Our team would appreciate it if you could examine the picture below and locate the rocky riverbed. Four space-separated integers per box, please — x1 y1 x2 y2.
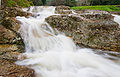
46 6 120 52
0 6 120 77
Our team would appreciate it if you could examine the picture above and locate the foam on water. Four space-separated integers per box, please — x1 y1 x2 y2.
16 6 120 77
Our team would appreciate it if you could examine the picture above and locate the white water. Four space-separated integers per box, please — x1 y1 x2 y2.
112 14 120 28
16 6 120 77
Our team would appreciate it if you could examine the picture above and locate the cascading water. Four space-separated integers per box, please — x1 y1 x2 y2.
112 14 120 27
16 6 120 77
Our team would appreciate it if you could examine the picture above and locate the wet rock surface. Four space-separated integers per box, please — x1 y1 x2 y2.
0 5 120 76
0 7 32 18
0 7 35 77
46 6 120 52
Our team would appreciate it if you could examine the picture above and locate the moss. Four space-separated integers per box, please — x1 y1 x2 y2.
17 0 33 7
7 0 17 7
7 0 33 7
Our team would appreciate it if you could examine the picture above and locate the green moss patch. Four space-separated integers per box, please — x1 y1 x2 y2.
7 0 33 7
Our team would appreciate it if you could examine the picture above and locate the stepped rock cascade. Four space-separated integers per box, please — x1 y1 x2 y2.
16 6 120 77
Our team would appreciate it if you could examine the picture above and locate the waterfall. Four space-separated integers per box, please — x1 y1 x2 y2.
16 6 120 77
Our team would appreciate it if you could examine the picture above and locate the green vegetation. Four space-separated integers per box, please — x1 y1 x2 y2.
7 0 33 7
7 0 16 7
28 0 43 6
71 5 120 12
17 0 32 7
29 0 77 6
6 0 120 9
65 0 77 7
89 0 120 5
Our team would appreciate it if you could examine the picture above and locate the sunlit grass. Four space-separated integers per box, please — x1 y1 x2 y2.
71 5 120 12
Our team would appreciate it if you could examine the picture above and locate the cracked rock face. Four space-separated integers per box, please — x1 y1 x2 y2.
0 7 35 77
46 6 120 52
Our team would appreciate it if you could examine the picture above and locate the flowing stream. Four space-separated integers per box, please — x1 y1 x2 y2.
16 6 120 77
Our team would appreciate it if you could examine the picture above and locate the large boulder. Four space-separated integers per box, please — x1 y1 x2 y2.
55 6 70 11
1 17 21 32
0 7 32 18
0 7 35 77
0 25 23 45
55 6 72 14
46 10 120 52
